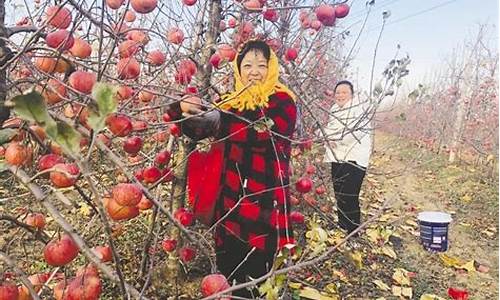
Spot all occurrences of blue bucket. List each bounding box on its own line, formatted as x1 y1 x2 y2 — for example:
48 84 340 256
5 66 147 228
417 211 452 252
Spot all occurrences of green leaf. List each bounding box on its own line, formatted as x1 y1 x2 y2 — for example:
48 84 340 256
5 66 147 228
46 121 81 155
0 129 17 145
93 83 117 115
6 90 55 127
0 161 8 173
88 83 117 132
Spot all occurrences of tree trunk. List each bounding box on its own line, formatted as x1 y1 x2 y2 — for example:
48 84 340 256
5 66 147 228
448 90 466 163
199 0 222 93
0 0 11 125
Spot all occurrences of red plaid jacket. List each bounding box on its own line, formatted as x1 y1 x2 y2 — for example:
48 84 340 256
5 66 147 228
214 91 297 254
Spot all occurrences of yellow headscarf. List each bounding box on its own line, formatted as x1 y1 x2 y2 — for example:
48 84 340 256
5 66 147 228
218 46 296 111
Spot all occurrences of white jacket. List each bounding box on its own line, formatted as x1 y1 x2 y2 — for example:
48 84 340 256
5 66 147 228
322 99 373 167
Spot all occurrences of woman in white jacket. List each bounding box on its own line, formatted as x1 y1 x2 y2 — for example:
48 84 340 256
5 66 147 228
323 80 373 234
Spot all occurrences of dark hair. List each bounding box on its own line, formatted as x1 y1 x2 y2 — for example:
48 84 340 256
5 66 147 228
236 40 271 73
334 80 354 94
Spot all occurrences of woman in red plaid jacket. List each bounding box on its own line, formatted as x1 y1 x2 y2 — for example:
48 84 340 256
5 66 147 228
179 40 297 298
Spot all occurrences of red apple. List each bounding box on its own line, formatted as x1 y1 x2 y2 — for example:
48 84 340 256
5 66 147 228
218 44 236 62
50 163 80 188
285 48 298 61
170 124 180 137
112 183 142 206
154 150 171 167
146 50 166 65
209 53 222 68
142 166 161 183
161 239 177 252
0 282 18 300
66 274 102 300
178 247 195 263
5 142 30 166
182 0 197 6
106 198 140 221
315 186 326 195
174 208 194 226
38 153 64 171
116 57 141 80
105 114 133 137
167 27 184 44
295 177 312 193
43 234 79 266
201 274 231 299
46 30 74 50
305 164 316 174
25 213 46 229
118 40 140 58
130 0 157 14
123 136 143 155
93 246 112 262
106 0 124 9
137 196 153 210
290 211 305 224
68 71 96 94
335 3 350 18
45 6 72 29
315 4 336 26
263 9 279 22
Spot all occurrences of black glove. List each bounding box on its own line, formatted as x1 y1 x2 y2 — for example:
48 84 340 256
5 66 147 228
181 108 221 141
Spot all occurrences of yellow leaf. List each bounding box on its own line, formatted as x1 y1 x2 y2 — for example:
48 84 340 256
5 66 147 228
350 251 363 269
332 270 349 283
420 294 447 300
405 219 419 227
461 194 472 203
402 287 413 298
373 280 390 291
299 287 338 300
288 282 302 289
79 203 91 216
392 268 411 286
382 245 397 259
379 213 393 222
324 283 337 294
439 253 464 268
392 285 402 297
459 260 476 273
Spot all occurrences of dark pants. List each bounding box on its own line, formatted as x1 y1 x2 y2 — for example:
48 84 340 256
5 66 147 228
331 161 367 233
216 236 274 298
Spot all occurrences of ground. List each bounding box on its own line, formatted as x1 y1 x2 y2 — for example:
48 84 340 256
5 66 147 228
0 131 498 299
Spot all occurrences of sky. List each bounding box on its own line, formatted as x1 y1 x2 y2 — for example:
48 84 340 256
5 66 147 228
340 0 499 95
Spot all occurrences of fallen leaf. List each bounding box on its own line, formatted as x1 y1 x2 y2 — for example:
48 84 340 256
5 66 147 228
324 283 337 294
392 268 411 286
392 285 402 297
405 219 419 227
420 294 447 300
461 194 472 203
332 269 349 283
288 282 302 289
381 245 397 259
439 253 464 268
459 260 475 273
299 287 338 300
350 251 363 268
373 280 390 291
402 287 413 298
